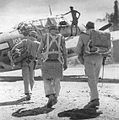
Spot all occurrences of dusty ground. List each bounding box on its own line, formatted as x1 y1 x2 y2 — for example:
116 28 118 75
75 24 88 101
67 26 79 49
0 64 119 120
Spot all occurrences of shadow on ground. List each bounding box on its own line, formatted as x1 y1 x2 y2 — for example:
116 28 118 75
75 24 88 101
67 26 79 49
0 75 119 83
0 97 34 106
58 108 102 120
12 106 54 117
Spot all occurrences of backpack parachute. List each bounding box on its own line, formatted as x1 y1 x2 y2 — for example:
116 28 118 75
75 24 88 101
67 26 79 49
86 30 111 55
43 33 63 64
11 40 29 65
11 46 28 65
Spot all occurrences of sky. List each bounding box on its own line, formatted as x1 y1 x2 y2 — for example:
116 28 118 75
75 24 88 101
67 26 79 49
0 0 116 32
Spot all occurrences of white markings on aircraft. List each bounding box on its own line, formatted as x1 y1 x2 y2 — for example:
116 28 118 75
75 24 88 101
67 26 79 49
0 42 9 50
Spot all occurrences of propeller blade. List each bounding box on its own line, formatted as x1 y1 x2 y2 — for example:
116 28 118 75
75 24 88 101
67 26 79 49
99 23 112 31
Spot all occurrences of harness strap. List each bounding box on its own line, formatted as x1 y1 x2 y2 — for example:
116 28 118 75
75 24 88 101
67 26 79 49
42 33 63 64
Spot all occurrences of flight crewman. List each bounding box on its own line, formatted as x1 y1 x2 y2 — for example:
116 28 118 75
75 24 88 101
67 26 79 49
39 20 67 108
76 21 103 109
11 30 41 100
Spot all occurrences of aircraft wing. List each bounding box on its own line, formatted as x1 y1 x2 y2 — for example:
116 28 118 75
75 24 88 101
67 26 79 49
66 36 79 49
0 30 24 72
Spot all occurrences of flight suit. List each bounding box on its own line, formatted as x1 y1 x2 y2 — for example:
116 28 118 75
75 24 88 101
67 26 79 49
12 37 40 96
76 30 103 101
39 32 67 98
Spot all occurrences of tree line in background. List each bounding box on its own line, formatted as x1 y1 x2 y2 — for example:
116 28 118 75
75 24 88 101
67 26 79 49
96 0 119 31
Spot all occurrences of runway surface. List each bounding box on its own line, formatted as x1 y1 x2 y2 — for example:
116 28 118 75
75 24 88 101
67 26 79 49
0 64 119 120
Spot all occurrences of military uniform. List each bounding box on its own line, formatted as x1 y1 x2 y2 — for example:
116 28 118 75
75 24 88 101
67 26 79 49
76 22 103 108
12 35 41 100
39 24 67 108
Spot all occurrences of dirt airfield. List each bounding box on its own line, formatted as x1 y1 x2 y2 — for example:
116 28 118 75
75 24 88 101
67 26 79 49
0 64 119 120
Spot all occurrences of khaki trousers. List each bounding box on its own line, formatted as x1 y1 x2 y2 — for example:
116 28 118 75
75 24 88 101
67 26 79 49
44 78 61 97
84 55 103 101
22 61 35 94
42 61 62 97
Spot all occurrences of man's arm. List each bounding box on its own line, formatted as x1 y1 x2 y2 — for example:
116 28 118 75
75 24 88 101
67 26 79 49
75 36 84 64
61 36 67 70
37 35 45 54
37 35 46 63
63 11 71 16
75 36 83 55
31 24 42 41
76 11 81 19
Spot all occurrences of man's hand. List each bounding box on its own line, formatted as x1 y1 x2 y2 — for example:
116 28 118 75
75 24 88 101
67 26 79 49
78 55 84 65
63 63 67 71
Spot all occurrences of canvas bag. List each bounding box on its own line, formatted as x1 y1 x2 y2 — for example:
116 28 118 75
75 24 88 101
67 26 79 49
43 33 63 63
86 30 111 55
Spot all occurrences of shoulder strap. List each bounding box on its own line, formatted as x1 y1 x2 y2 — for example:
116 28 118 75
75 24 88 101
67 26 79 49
58 34 62 51
46 33 50 52
35 42 41 58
